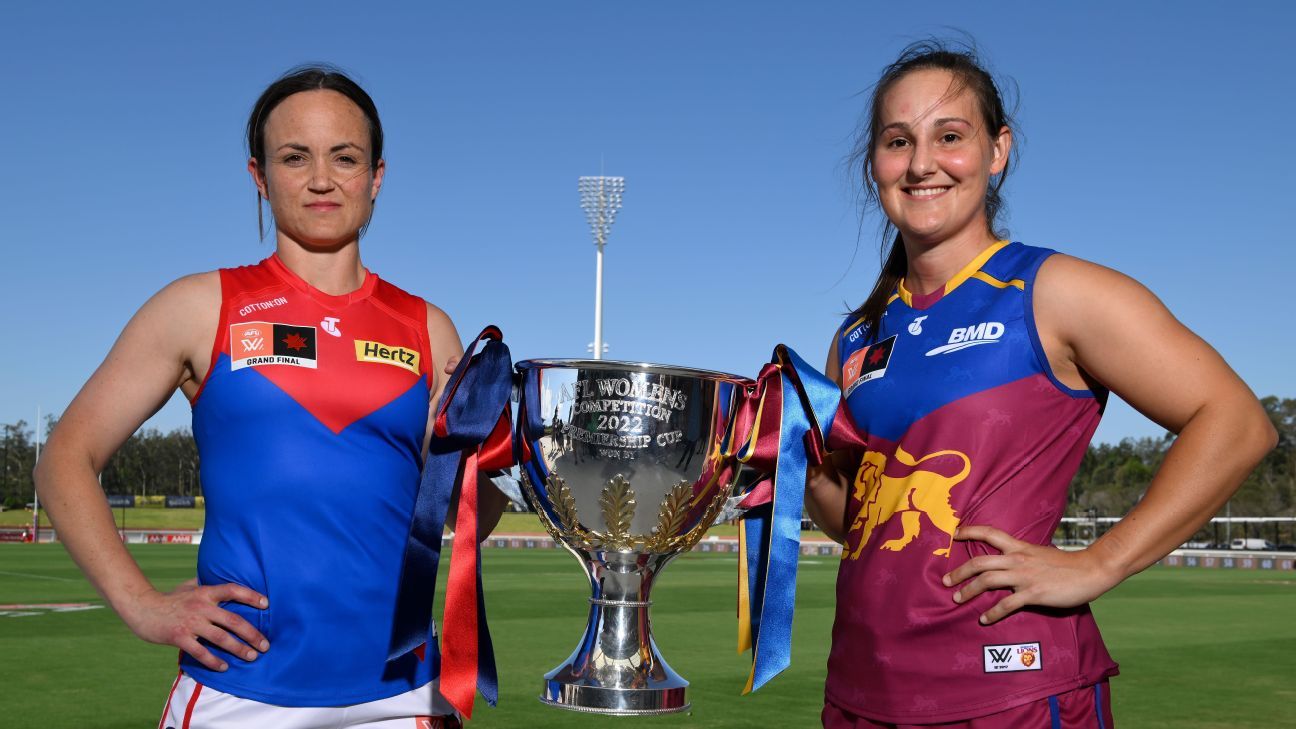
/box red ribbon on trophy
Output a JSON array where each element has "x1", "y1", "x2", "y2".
[{"x1": 390, "y1": 326, "x2": 513, "y2": 719}]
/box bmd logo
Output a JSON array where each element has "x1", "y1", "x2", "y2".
[{"x1": 926, "y1": 321, "x2": 1005, "y2": 356}]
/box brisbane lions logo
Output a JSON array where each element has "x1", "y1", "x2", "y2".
[{"x1": 844, "y1": 445, "x2": 971, "y2": 560}]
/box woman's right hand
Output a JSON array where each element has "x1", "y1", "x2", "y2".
[{"x1": 123, "y1": 579, "x2": 270, "y2": 671}]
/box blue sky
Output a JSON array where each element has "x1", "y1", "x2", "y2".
[{"x1": 2, "y1": 1, "x2": 1292, "y2": 445}]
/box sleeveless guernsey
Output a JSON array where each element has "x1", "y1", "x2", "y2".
[
  {"x1": 827, "y1": 241, "x2": 1119, "y2": 723},
  {"x1": 185, "y1": 254, "x2": 437, "y2": 706}
]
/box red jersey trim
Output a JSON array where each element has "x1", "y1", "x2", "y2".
[
  {"x1": 265, "y1": 253, "x2": 379, "y2": 309},
  {"x1": 368, "y1": 281, "x2": 434, "y2": 380},
  {"x1": 189, "y1": 259, "x2": 433, "y2": 405}
]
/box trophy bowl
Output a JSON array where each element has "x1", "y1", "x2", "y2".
[{"x1": 514, "y1": 359, "x2": 754, "y2": 715}]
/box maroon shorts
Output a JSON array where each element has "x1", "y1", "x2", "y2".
[{"x1": 823, "y1": 681, "x2": 1113, "y2": 728}]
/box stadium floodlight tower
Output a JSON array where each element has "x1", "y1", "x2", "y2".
[{"x1": 579, "y1": 175, "x2": 625, "y2": 360}]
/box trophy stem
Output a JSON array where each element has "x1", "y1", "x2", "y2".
[{"x1": 540, "y1": 551, "x2": 690, "y2": 715}]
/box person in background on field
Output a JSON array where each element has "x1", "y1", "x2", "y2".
[
  {"x1": 34, "y1": 65, "x2": 507, "y2": 728},
  {"x1": 802, "y1": 40, "x2": 1275, "y2": 728}
]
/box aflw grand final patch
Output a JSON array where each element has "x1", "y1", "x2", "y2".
[
  {"x1": 230, "y1": 322, "x2": 318, "y2": 370},
  {"x1": 842, "y1": 335, "x2": 896, "y2": 397}
]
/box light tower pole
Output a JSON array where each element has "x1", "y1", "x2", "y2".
[
  {"x1": 32, "y1": 407, "x2": 40, "y2": 543},
  {"x1": 579, "y1": 176, "x2": 624, "y2": 360}
]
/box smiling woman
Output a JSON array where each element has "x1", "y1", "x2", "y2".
[
  {"x1": 870, "y1": 68, "x2": 1011, "y2": 260},
  {"x1": 801, "y1": 39, "x2": 1276, "y2": 728},
  {"x1": 33, "y1": 64, "x2": 506, "y2": 728},
  {"x1": 846, "y1": 45, "x2": 1016, "y2": 339}
]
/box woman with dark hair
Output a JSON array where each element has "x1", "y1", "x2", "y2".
[
  {"x1": 803, "y1": 41, "x2": 1274, "y2": 727},
  {"x1": 35, "y1": 66, "x2": 503, "y2": 727}
]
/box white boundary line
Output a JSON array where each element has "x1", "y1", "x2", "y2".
[{"x1": 0, "y1": 569, "x2": 80, "y2": 582}]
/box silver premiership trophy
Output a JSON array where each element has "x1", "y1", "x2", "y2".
[{"x1": 514, "y1": 359, "x2": 753, "y2": 715}]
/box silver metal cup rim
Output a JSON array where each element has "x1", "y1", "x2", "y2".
[{"x1": 516, "y1": 358, "x2": 754, "y2": 385}]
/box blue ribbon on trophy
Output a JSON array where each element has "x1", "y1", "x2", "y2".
[
  {"x1": 729, "y1": 345, "x2": 864, "y2": 693},
  {"x1": 389, "y1": 326, "x2": 513, "y2": 719}
]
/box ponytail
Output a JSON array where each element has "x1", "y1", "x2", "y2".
[{"x1": 853, "y1": 232, "x2": 905, "y2": 342}]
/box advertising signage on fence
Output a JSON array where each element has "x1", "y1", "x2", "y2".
[
  {"x1": 145, "y1": 533, "x2": 193, "y2": 544},
  {"x1": 165, "y1": 495, "x2": 196, "y2": 508},
  {"x1": 106, "y1": 494, "x2": 135, "y2": 508},
  {"x1": 1161, "y1": 552, "x2": 1294, "y2": 571}
]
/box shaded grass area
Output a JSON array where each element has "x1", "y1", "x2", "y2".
[{"x1": 1, "y1": 545, "x2": 1292, "y2": 728}]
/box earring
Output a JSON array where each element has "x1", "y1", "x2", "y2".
[{"x1": 257, "y1": 190, "x2": 265, "y2": 241}]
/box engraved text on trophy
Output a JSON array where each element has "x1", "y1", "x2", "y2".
[{"x1": 557, "y1": 377, "x2": 690, "y2": 460}]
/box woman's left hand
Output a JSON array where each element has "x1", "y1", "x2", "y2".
[{"x1": 942, "y1": 525, "x2": 1122, "y2": 625}]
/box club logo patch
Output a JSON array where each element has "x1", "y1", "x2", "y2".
[
  {"x1": 842, "y1": 335, "x2": 896, "y2": 396},
  {"x1": 983, "y1": 642, "x2": 1043, "y2": 673},
  {"x1": 355, "y1": 339, "x2": 420, "y2": 374},
  {"x1": 230, "y1": 322, "x2": 318, "y2": 370}
]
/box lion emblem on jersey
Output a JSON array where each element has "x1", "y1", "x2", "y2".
[{"x1": 844, "y1": 445, "x2": 971, "y2": 560}]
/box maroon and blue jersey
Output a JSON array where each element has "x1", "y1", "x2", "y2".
[
  {"x1": 827, "y1": 241, "x2": 1119, "y2": 723},
  {"x1": 185, "y1": 254, "x2": 437, "y2": 706}
]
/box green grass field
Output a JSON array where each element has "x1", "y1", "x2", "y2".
[
  {"x1": 1, "y1": 544, "x2": 1293, "y2": 728},
  {"x1": 0, "y1": 507, "x2": 206, "y2": 530}
]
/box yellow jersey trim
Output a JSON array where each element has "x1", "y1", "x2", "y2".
[
  {"x1": 970, "y1": 270, "x2": 1026, "y2": 290},
  {"x1": 896, "y1": 240, "x2": 1011, "y2": 305}
]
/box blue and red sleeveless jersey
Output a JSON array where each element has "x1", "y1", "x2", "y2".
[
  {"x1": 185, "y1": 254, "x2": 437, "y2": 706},
  {"x1": 827, "y1": 241, "x2": 1119, "y2": 723}
]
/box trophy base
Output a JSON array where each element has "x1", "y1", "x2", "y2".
[
  {"x1": 536, "y1": 589, "x2": 692, "y2": 715},
  {"x1": 540, "y1": 680, "x2": 689, "y2": 716}
]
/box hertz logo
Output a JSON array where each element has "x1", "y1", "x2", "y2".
[{"x1": 355, "y1": 340, "x2": 420, "y2": 374}]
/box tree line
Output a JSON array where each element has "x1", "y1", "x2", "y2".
[
  {"x1": 1066, "y1": 396, "x2": 1295, "y2": 521},
  {"x1": 1, "y1": 419, "x2": 199, "y2": 509},
  {"x1": 2, "y1": 396, "x2": 1293, "y2": 518}
]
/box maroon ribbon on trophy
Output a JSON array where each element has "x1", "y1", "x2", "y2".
[{"x1": 728, "y1": 345, "x2": 864, "y2": 693}]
